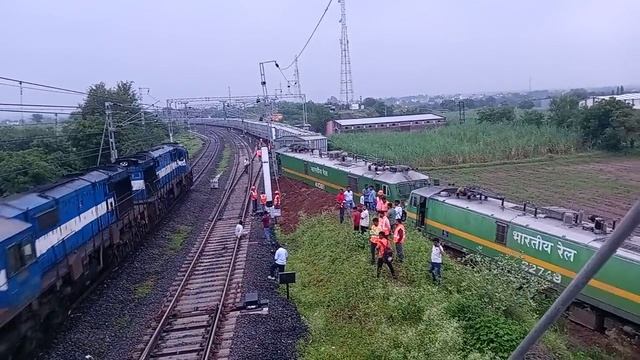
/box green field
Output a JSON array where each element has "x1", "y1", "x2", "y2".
[
  {"x1": 330, "y1": 123, "x2": 581, "y2": 168},
  {"x1": 429, "y1": 153, "x2": 640, "y2": 221},
  {"x1": 282, "y1": 214, "x2": 616, "y2": 359}
]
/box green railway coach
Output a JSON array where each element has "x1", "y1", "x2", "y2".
[
  {"x1": 408, "y1": 186, "x2": 640, "y2": 325},
  {"x1": 276, "y1": 149, "x2": 429, "y2": 200}
]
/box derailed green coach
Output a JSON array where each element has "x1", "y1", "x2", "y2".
[
  {"x1": 276, "y1": 148, "x2": 429, "y2": 200},
  {"x1": 408, "y1": 186, "x2": 640, "y2": 326}
]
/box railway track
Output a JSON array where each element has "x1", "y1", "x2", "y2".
[
  {"x1": 136, "y1": 130, "x2": 259, "y2": 360},
  {"x1": 190, "y1": 128, "x2": 222, "y2": 185}
]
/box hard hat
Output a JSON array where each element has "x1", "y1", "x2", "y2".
[
  {"x1": 275, "y1": 190, "x2": 280, "y2": 194},
  {"x1": 251, "y1": 186, "x2": 256, "y2": 190}
]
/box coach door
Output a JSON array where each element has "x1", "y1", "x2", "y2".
[{"x1": 348, "y1": 176, "x2": 358, "y2": 192}]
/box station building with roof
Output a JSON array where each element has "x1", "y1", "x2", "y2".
[{"x1": 325, "y1": 113, "x2": 447, "y2": 135}]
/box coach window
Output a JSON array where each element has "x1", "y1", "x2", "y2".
[
  {"x1": 382, "y1": 184, "x2": 389, "y2": 196},
  {"x1": 495, "y1": 222, "x2": 508, "y2": 245},
  {"x1": 6, "y1": 241, "x2": 34, "y2": 277}
]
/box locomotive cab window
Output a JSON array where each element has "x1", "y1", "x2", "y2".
[
  {"x1": 495, "y1": 222, "x2": 508, "y2": 245},
  {"x1": 382, "y1": 184, "x2": 389, "y2": 196},
  {"x1": 6, "y1": 241, "x2": 35, "y2": 276}
]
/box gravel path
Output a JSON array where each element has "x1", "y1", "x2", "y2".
[
  {"x1": 229, "y1": 216, "x2": 308, "y2": 360},
  {"x1": 36, "y1": 138, "x2": 229, "y2": 360}
]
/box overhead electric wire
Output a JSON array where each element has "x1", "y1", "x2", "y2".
[
  {"x1": 0, "y1": 102, "x2": 79, "y2": 109},
  {"x1": 0, "y1": 76, "x2": 86, "y2": 95},
  {"x1": 280, "y1": 0, "x2": 333, "y2": 70}
]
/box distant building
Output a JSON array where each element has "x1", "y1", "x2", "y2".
[
  {"x1": 580, "y1": 93, "x2": 640, "y2": 110},
  {"x1": 325, "y1": 113, "x2": 446, "y2": 135}
]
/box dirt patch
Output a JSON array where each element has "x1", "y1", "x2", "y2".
[{"x1": 276, "y1": 176, "x2": 337, "y2": 234}]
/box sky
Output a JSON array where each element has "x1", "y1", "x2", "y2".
[{"x1": 1, "y1": 0, "x2": 639, "y2": 107}]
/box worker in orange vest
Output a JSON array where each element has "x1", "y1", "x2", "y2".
[
  {"x1": 369, "y1": 218, "x2": 380, "y2": 265},
  {"x1": 256, "y1": 147, "x2": 262, "y2": 158},
  {"x1": 379, "y1": 210, "x2": 391, "y2": 237},
  {"x1": 259, "y1": 192, "x2": 267, "y2": 213},
  {"x1": 250, "y1": 186, "x2": 258, "y2": 213},
  {"x1": 273, "y1": 190, "x2": 281, "y2": 209},
  {"x1": 376, "y1": 232, "x2": 396, "y2": 279},
  {"x1": 393, "y1": 219, "x2": 406, "y2": 263}
]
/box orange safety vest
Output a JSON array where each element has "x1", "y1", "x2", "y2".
[
  {"x1": 274, "y1": 194, "x2": 281, "y2": 207},
  {"x1": 369, "y1": 225, "x2": 380, "y2": 243},
  {"x1": 259, "y1": 194, "x2": 267, "y2": 205},
  {"x1": 250, "y1": 190, "x2": 258, "y2": 200},
  {"x1": 377, "y1": 238, "x2": 390, "y2": 257},
  {"x1": 393, "y1": 224, "x2": 405, "y2": 244},
  {"x1": 380, "y1": 216, "x2": 391, "y2": 236}
]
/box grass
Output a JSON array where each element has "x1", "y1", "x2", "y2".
[
  {"x1": 330, "y1": 122, "x2": 582, "y2": 168},
  {"x1": 280, "y1": 214, "x2": 605, "y2": 359},
  {"x1": 217, "y1": 146, "x2": 232, "y2": 173},
  {"x1": 168, "y1": 225, "x2": 191, "y2": 252},
  {"x1": 175, "y1": 132, "x2": 205, "y2": 156},
  {"x1": 133, "y1": 278, "x2": 155, "y2": 299}
]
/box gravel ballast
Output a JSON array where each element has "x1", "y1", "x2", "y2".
[{"x1": 229, "y1": 216, "x2": 308, "y2": 360}]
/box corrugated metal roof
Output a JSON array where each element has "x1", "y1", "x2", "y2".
[
  {"x1": 334, "y1": 113, "x2": 445, "y2": 126},
  {"x1": 0, "y1": 217, "x2": 31, "y2": 242},
  {"x1": 591, "y1": 93, "x2": 640, "y2": 101}
]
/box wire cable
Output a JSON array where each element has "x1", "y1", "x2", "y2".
[
  {"x1": 0, "y1": 76, "x2": 86, "y2": 95},
  {"x1": 280, "y1": 0, "x2": 333, "y2": 70}
]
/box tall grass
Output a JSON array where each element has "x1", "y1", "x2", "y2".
[{"x1": 330, "y1": 123, "x2": 582, "y2": 168}]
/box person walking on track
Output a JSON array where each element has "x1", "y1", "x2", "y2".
[
  {"x1": 336, "y1": 189, "x2": 346, "y2": 224},
  {"x1": 376, "y1": 232, "x2": 396, "y2": 279},
  {"x1": 273, "y1": 190, "x2": 281, "y2": 209},
  {"x1": 360, "y1": 206, "x2": 370, "y2": 234},
  {"x1": 430, "y1": 239, "x2": 445, "y2": 284},
  {"x1": 235, "y1": 220, "x2": 244, "y2": 240},
  {"x1": 393, "y1": 219, "x2": 406, "y2": 263},
  {"x1": 369, "y1": 218, "x2": 380, "y2": 264},
  {"x1": 268, "y1": 245, "x2": 288, "y2": 280},
  {"x1": 250, "y1": 186, "x2": 258, "y2": 213},
  {"x1": 262, "y1": 212, "x2": 271, "y2": 243},
  {"x1": 344, "y1": 186, "x2": 354, "y2": 210}
]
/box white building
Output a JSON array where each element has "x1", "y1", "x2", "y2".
[{"x1": 581, "y1": 93, "x2": 640, "y2": 110}]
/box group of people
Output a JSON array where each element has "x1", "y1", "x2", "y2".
[
  {"x1": 336, "y1": 185, "x2": 444, "y2": 283},
  {"x1": 250, "y1": 185, "x2": 281, "y2": 214}
]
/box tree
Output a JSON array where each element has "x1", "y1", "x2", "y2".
[
  {"x1": 520, "y1": 110, "x2": 546, "y2": 127},
  {"x1": 362, "y1": 97, "x2": 377, "y2": 108},
  {"x1": 579, "y1": 98, "x2": 639, "y2": 151},
  {"x1": 620, "y1": 85, "x2": 625, "y2": 94},
  {"x1": 517, "y1": 99, "x2": 535, "y2": 110},
  {"x1": 548, "y1": 95, "x2": 581, "y2": 128},
  {"x1": 477, "y1": 106, "x2": 516, "y2": 124},
  {"x1": 31, "y1": 113, "x2": 44, "y2": 123}
]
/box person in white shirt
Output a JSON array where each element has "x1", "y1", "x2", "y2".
[
  {"x1": 430, "y1": 239, "x2": 445, "y2": 284},
  {"x1": 268, "y1": 245, "x2": 288, "y2": 280},
  {"x1": 359, "y1": 208, "x2": 370, "y2": 234},
  {"x1": 344, "y1": 186, "x2": 354, "y2": 210},
  {"x1": 234, "y1": 220, "x2": 244, "y2": 239}
]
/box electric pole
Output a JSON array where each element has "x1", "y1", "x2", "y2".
[
  {"x1": 139, "y1": 87, "x2": 150, "y2": 126},
  {"x1": 19, "y1": 81, "x2": 24, "y2": 124},
  {"x1": 294, "y1": 56, "x2": 302, "y2": 96},
  {"x1": 105, "y1": 102, "x2": 118, "y2": 163}
]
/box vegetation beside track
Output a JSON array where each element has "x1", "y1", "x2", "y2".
[
  {"x1": 168, "y1": 225, "x2": 191, "y2": 252},
  {"x1": 175, "y1": 132, "x2": 205, "y2": 156},
  {"x1": 217, "y1": 146, "x2": 232, "y2": 173},
  {"x1": 282, "y1": 214, "x2": 613, "y2": 359},
  {"x1": 330, "y1": 123, "x2": 582, "y2": 167}
]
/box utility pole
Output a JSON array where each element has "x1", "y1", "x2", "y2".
[
  {"x1": 54, "y1": 113, "x2": 59, "y2": 135},
  {"x1": 105, "y1": 102, "x2": 118, "y2": 163},
  {"x1": 293, "y1": 56, "x2": 302, "y2": 96},
  {"x1": 19, "y1": 81, "x2": 24, "y2": 124},
  {"x1": 139, "y1": 87, "x2": 149, "y2": 126}
]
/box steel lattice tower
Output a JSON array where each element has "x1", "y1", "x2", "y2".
[{"x1": 339, "y1": 0, "x2": 354, "y2": 105}]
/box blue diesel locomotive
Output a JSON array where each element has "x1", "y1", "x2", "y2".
[{"x1": 0, "y1": 143, "x2": 191, "y2": 357}]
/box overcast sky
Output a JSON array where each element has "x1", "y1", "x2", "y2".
[{"x1": 1, "y1": 0, "x2": 639, "y2": 107}]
